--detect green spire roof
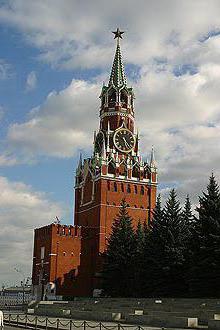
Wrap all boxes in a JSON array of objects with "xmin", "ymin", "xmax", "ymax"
[{"xmin": 109, "ymin": 39, "xmax": 127, "ymax": 88}]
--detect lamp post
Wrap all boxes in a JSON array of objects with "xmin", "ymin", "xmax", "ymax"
[
  {"xmin": 20, "ymin": 277, "xmax": 31, "ymax": 310},
  {"xmin": 20, "ymin": 281, "xmax": 25, "ymax": 307}
]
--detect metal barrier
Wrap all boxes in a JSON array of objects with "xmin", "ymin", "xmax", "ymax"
[{"xmin": 3, "ymin": 314, "xmax": 146, "ymax": 330}]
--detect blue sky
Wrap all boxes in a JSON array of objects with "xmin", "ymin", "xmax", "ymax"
[
  {"xmin": 1, "ymin": 0, "xmax": 220, "ymax": 285},
  {"xmin": 0, "ymin": 25, "xmax": 76, "ymax": 213}
]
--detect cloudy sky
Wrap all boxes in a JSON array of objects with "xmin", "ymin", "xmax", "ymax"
[{"xmin": 1, "ymin": 0, "xmax": 220, "ymax": 285}]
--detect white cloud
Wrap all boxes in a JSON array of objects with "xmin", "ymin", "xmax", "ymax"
[
  {"xmin": 25, "ymin": 71, "xmax": 37, "ymax": 91},
  {"xmin": 0, "ymin": 176, "xmax": 63, "ymax": 285},
  {"xmin": 1, "ymin": 1, "xmax": 220, "ymax": 69},
  {"xmin": 7, "ymin": 79, "xmax": 100, "ymax": 157},
  {"xmin": 0, "ymin": 59, "xmax": 12, "ymax": 80},
  {"xmin": 0, "ymin": 153, "xmax": 18, "ymax": 166},
  {"xmin": 0, "ymin": 106, "xmax": 4, "ymax": 120}
]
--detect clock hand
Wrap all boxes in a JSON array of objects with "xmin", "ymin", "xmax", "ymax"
[{"xmin": 122, "ymin": 137, "xmax": 131, "ymax": 148}]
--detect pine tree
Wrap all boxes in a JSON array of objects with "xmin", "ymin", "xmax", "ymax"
[
  {"xmin": 135, "ymin": 220, "xmax": 145, "ymax": 255},
  {"xmin": 182, "ymin": 195, "xmax": 194, "ymax": 226},
  {"xmin": 142, "ymin": 190, "xmax": 188, "ymax": 297},
  {"xmin": 133, "ymin": 220, "xmax": 145, "ymax": 297},
  {"xmin": 102, "ymin": 199, "xmax": 136, "ymax": 297},
  {"xmin": 161, "ymin": 189, "xmax": 188, "ymax": 296},
  {"xmin": 188, "ymin": 174, "xmax": 220, "ymax": 297},
  {"xmin": 177, "ymin": 195, "xmax": 193, "ymax": 246},
  {"xmin": 149, "ymin": 194, "xmax": 164, "ymax": 231},
  {"xmin": 140, "ymin": 194, "xmax": 165, "ymax": 296}
]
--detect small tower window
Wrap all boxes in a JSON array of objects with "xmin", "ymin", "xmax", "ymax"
[
  {"xmin": 141, "ymin": 186, "xmax": 144, "ymax": 195},
  {"xmin": 107, "ymin": 181, "xmax": 110, "ymax": 191},
  {"xmin": 114, "ymin": 182, "xmax": 117, "ymax": 192},
  {"xmin": 63, "ymin": 252, "xmax": 66, "ymax": 256},
  {"xmin": 127, "ymin": 184, "xmax": 131, "ymax": 193},
  {"xmin": 121, "ymin": 91, "xmax": 128, "ymax": 105},
  {"xmin": 132, "ymin": 166, "xmax": 139, "ymax": 178},
  {"xmin": 108, "ymin": 162, "xmax": 115, "ymax": 175},
  {"xmin": 134, "ymin": 185, "xmax": 138, "ymax": 194},
  {"xmin": 109, "ymin": 90, "xmax": 116, "ymax": 104},
  {"xmin": 121, "ymin": 183, "xmax": 124, "ymax": 192}
]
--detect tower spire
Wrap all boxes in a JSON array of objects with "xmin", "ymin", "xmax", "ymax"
[
  {"xmin": 109, "ymin": 28, "xmax": 127, "ymax": 88},
  {"xmin": 150, "ymin": 145, "xmax": 156, "ymax": 168}
]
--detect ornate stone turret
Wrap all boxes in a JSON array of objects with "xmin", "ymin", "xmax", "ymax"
[
  {"xmin": 99, "ymin": 29, "xmax": 135, "ymax": 133},
  {"xmin": 74, "ymin": 29, "xmax": 158, "ymax": 252},
  {"xmin": 75, "ymin": 29, "xmax": 157, "ymax": 188}
]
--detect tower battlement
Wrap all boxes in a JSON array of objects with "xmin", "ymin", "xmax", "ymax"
[{"xmin": 35, "ymin": 223, "xmax": 82, "ymax": 239}]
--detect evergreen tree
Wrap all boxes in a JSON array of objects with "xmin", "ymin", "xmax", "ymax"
[
  {"xmin": 135, "ymin": 220, "xmax": 145, "ymax": 254},
  {"xmin": 133, "ymin": 220, "xmax": 145, "ymax": 297},
  {"xmin": 142, "ymin": 190, "xmax": 188, "ymax": 297},
  {"xmin": 188, "ymin": 174, "xmax": 220, "ymax": 297},
  {"xmin": 178, "ymin": 195, "xmax": 194, "ymax": 245},
  {"xmin": 182, "ymin": 195, "xmax": 194, "ymax": 226},
  {"xmin": 161, "ymin": 189, "xmax": 189, "ymax": 296},
  {"xmin": 149, "ymin": 194, "xmax": 164, "ymax": 230},
  {"xmin": 102, "ymin": 199, "xmax": 136, "ymax": 297},
  {"xmin": 140, "ymin": 194, "xmax": 166, "ymax": 296}
]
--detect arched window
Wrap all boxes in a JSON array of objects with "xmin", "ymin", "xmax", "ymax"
[
  {"xmin": 101, "ymin": 97, "xmax": 105, "ymax": 108},
  {"xmin": 127, "ymin": 184, "xmax": 131, "ymax": 193},
  {"xmin": 107, "ymin": 181, "xmax": 111, "ymax": 191},
  {"xmin": 121, "ymin": 183, "xmax": 124, "ymax": 192},
  {"xmin": 108, "ymin": 162, "xmax": 115, "ymax": 175},
  {"xmin": 114, "ymin": 182, "xmax": 117, "ymax": 192},
  {"xmin": 119, "ymin": 163, "xmax": 126, "ymax": 176},
  {"xmin": 134, "ymin": 185, "xmax": 138, "ymax": 194},
  {"xmin": 109, "ymin": 90, "xmax": 116, "ymax": 104},
  {"xmin": 121, "ymin": 91, "xmax": 128, "ymax": 106},
  {"xmin": 132, "ymin": 166, "xmax": 139, "ymax": 178},
  {"xmin": 141, "ymin": 186, "xmax": 144, "ymax": 195}
]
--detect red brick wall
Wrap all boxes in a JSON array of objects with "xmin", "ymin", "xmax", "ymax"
[
  {"xmin": 74, "ymin": 177, "xmax": 156, "ymax": 253},
  {"xmin": 32, "ymin": 224, "xmax": 82, "ymax": 296}
]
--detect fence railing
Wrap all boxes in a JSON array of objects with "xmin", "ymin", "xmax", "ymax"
[
  {"xmin": 0, "ymin": 304, "xmax": 25, "ymax": 311},
  {"xmin": 3, "ymin": 314, "xmax": 148, "ymax": 330}
]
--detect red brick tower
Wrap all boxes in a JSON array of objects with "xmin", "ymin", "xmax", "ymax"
[
  {"xmin": 32, "ymin": 29, "xmax": 158, "ymax": 299},
  {"xmin": 74, "ymin": 29, "xmax": 157, "ymax": 255}
]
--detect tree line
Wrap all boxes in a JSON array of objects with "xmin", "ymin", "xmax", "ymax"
[{"xmin": 102, "ymin": 174, "xmax": 220, "ymax": 298}]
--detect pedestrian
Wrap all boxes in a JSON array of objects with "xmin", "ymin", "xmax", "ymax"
[{"xmin": 0, "ymin": 310, "xmax": 4, "ymax": 328}]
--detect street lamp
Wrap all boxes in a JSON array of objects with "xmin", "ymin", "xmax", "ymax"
[{"xmin": 14, "ymin": 268, "xmax": 31, "ymax": 309}]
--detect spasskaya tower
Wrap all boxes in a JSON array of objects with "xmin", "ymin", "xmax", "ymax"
[
  {"xmin": 74, "ymin": 29, "xmax": 157, "ymax": 254},
  {"xmin": 32, "ymin": 29, "xmax": 158, "ymax": 300}
]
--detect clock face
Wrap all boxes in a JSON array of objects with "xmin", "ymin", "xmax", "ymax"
[
  {"xmin": 113, "ymin": 128, "xmax": 135, "ymax": 153},
  {"xmin": 95, "ymin": 131, "xmax": 104, "ymax": 154}
]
